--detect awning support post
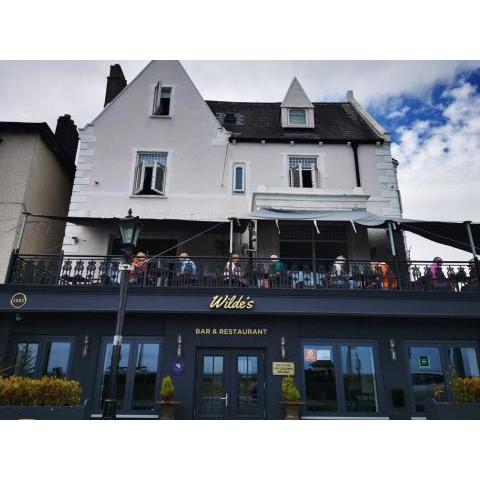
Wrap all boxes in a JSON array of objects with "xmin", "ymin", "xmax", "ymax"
[
  {"xmin": 464, "ymin": 221, "xmax": 480, "ymax": 286},
  {"xmin": 229, "ymin": 218, "xmax": 234, "ymax": 255},
  {"xmin": 388, "ymin": 221, "xmax": 403, "ymax": 290}
]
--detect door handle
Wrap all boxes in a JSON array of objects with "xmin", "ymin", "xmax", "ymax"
[{"xmin": 220, "ymin": 393, "xmax": 229, "ymax": 407}]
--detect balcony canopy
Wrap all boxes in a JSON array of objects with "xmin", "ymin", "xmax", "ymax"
[{"xmin": 246, "ymin": 208, "xmax": 480, "ymax": 254}]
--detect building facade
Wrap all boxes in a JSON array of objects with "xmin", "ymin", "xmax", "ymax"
[{"xmin": 0, "ymin": 61, "xmax": 478, "ymax": 419}]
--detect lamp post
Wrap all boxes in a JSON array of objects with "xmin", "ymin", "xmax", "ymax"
[{"xmin": 103, "ymin": 209, "xmax": 142, "ymax": 419}]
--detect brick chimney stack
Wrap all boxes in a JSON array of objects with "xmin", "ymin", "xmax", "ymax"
[
  {"xmin": 104, "ymin": 64, "xmax": 127, "ymax": 107},
  {"xmin": 55, "ymin": 114, "xmax": 79, "ymax": 163}
]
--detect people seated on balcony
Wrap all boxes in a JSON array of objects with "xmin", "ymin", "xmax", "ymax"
[
  {"xmin": 427, "ymin": 256, "xmax": 448, "ymax": 289},
  {"xmin": 329, "ymin": 255, "xmax": 354, "ymax": 289},
  {"xmin": 268, "ymin": 254, "xmax": 287, "ymax": 288},
  {"xmin": 224, "ymin": 254, "xmax": 248, "ymax": 287},
  {"xmin": 462, "ymin": 258, "xmax": 479, "ymax": 292},
  {"xmin": 176, "ymin": 252, "xmax": 197, "ymax": 286},
  {"xmin": 378, "ymin": 262, "xmax": 398, "ymax": 290},
  {"xmin": 129, "ymin": 252, "xmax": 147, "ymax": 285}
]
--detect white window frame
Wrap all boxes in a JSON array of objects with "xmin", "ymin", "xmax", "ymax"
[
  {"xmin": 233, "ymin": 164, "xmax": 245, "ymax": 193},
  {"xmin": 288, "ymin": 156, "xmax": 319, "ymax": 188},
  {"xmin": 287, "ymin": 108, "xmax": 307, "ymax": 126},
  {"xmin": 133, "ymin": 152, "xmax": 168, "ymax": 196},
  {"xmin": 152, "ymin": 82, "xmax": 174, "ymax": 117}
]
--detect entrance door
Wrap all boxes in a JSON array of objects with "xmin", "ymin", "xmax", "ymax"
[{"xmin": 195, "ymin": 349, "xmax": 265, "ymax": 419}]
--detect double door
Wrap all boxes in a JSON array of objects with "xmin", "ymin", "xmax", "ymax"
[{"xmin": 195, "ymin": 349, "xmax": 265, "ymax": 419}]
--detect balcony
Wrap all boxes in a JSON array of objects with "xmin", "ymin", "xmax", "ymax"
[{"xmin": 5, "ymin": 253, "xmax": 479, "ymax": 294}]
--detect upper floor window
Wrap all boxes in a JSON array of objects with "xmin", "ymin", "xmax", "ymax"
[
  {"xmin": 233, "ymin": 164, "xmax": 245, "ymax": 193},
  {"xmin": 288, "ymin": 108, "xmax": 307, "ymax": 126},
  {"xmin": 288, "ymin": 156, "xmax": 318, "ymax": 188},
  {"xmin": 153, "ymin": 83, "xmax": 172, "ymax": 116},
  {"xmin": 134, "ymin": 152, "xmax": 167, "ymax": 196}
]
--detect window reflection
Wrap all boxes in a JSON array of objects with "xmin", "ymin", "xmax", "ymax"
[
  {"xmin": 45, "ymin": 342, "xmax": 71, "ymax": 378},
  {"xmin": 200, "ymin": 355, "xmax": 224, "ymax": 417},
  {"xmin": 14, "ymin": 343, "xmax": 38, "ymax": 377},
  {"xmin": 99, "ymin": 343, "xmax": 131, "ymax": 410},
  {"xmin": 132, "ymin": 343, "xmax": 160, "ymax": 410},
  {"xmin": 447, "ymin": 347, "xmax": 480, "ymax": 377},
  {"xmin": 303, "ymin": 345, "xmax": 337, "ymax": 412},
  {"xmin": 237, "ymin": 355, "xmax": 258, "ymax": 417},
  {"xmin": 340, "ymin": 346, "xmax": 378, "ymax": 412}
]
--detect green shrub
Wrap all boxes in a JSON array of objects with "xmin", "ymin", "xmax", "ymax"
[
  {"xmin": 0, "ymin": 376, "xmax": 81, "ymax": 406},
  {"xmin": 281, "ymin": 376, "xmax": 300, "ymax": 402},
  {"xmin": 160, "ymin": 375, "xmax": 175, "ymax": 401},
  {"xmin": 450, "ymin": 377, "xmax": 480, "ymax": 403}
]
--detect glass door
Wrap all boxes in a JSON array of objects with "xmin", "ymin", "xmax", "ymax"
[
  {"xmin": 96, "ymin": 338, "xmax": 162, "ymax": 414},
  {"xmin": 195, "ymin": 349, "xmax": 265, "ymax": 419}
]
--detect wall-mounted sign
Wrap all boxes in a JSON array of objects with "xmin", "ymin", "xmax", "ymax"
[
  {"xmin": 272, "ymin": 362, "xmax": 295, "ymax": 376},
  {"xmin": 304, "ymin": 348, "xmax": 317, "ymax": 363},
  {"xmin": 418, "ymin": 355, "xmax": 431, "ymax": 369},
  {"xmin": 209, "ymin": 295, "xmax": 254, "ymax": 310},
  {"xmin": 194, "ymin": 327, "xmax": 267, "ymax": 336},
  {"xmin": 171, "ymin": 361, "xmax": 185, "ymax": 376},
  {"xmin": 10, "ymin": 292, "xmax": 27, "ymax": 309},
  {"xmin": 316, "ymin": 349, "xmax": 331, "ymax": 361}
]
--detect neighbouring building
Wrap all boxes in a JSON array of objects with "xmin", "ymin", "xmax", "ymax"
[
  {"xmin": 0, "ymin": 116, "xmax": 78, "ymax": 282},
  {"xmin": 0, "ymin": 61, "xmax": 479, "ymax": 420}
]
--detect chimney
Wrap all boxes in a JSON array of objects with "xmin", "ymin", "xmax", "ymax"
[
  {"xmin": 104, "ymin": 64, "xmax": 127, "ymax": 107},
  {"xmin": 55, "ymin": 114, "xmax": 79, "ymax": 163}
]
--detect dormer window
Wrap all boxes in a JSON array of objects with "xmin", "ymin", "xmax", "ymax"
[
  {"xmin": 288, "ymin": 109, "xmax": 307, "ymax": 126},
  {"xmin": 224, "ymin": 113, "xmax": 237, "ymax": 124},
  {"xmin": 153, "ymin": 83, "xmax": 172, "ymax": 116}
]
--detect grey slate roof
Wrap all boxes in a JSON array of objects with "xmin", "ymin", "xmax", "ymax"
[{"xmin": 206, "ymin": 101, "xmax": 382, "ymax": 143}]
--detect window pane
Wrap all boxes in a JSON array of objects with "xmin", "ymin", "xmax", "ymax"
[
  {"xmin": 237, "ymin": 355, "xmax": 258, "ymax": 417},
  {"xmin": 291, "ymin": 168, "xmax": 301, "ymax": 187},
  {"xmin": 303, "ymin": 345, "xmax": 337, "ymax": 412},
  {"xmin": 200, "ymin": 355, "xmax": 224, "ymax": 417},
  {"xmin": 131, "ymin": 343, "xmax": 160, "ymax": 410},
  {"xmin": 159, "ymin": 87, "xmax": 171, "ymax": 115},
  {"xmin": 288, "ymin": 109, "xmax": 306, "ymax": 125},
  {"xmin": 341, "ymin": 345, "xmax": 379, "ymax": 412},
  {"xmin": 301, "ymin": 169, "xmax": 313, "ymax": 188},
  {"xmin": 447, "ymin": 347, "xmax": 480, "ymax": 377},
  {"xmin": 234, "ymin": 166, "xmax": 244, "ymax": 191},
  {"xmin": 45, "ymin": 342, "xmax": 71, "ymax": 378},
  {"xmin": 408, "ymin": 347, "xmax": 444, "ymax": 413},
  {"xmin": 154, "ymin": 165, "xmax": 165, "ymax": 193},
  {"xmin": 99, "ymin": 343, "xmax": 131, "ymax": 410},
  {"xmin": 14, "ymin": 343, "xmax": 39, "ymax": 377}
]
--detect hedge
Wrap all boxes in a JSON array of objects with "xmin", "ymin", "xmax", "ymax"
[
  {"xmin": 0, "ymin": 376, "xmax": 81, "ymax": 406},
  {"xmin": 450, "ymin": 377, "xmax": 480, "ymax": 403}
]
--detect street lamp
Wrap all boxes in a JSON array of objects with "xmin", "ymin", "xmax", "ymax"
[{"xmin": 103, "ymin": 209, "xmax": 142, "ymax": 419}]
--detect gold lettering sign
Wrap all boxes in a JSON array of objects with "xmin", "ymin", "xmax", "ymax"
[
  {"xmin": 209, "ymin": 295, "xmax": 254, "ymax": 310},
  {"xmin": 272, "ymin": 362, "xmax": 295, "ymax": 376},
  {"xmin": 194, "ymin": 328, "xmax": 267, "ymax": 336}
]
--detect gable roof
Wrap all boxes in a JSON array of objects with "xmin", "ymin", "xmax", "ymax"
[
  {"xmin": 281, "ymin": 77, "xmax": 313, "ymax": 108},
  {"xmin": 206, "ymin": 101, "xmax": 383, "ymax": 143}
]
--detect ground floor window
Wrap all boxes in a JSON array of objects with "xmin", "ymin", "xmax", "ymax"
[
  {"xmin": 96, "ymin": 337, "xmax": 162, "ymax": 412},
  {"xmin": 406, "ymin": 343, "xmax": 480, "ymax": 413},
  {"xmin": 303, "ymin": 342, "xmax": 380, "ymax": 415},
  {"xmin": 13, "ymin": 338, "xmax": 73, "ymax": 379}
]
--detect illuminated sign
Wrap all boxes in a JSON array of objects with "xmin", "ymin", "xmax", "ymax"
[
  {"xmin": 194, "ymin": 327, "xmax": 267, "ymax": 336},
  {"xmin": 209, "ymin": 295, "xmax": 254, "ymax": 310}
]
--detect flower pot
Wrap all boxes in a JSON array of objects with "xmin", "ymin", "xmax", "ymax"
[
  {"xmin": 157, "ymin": 400, "xmax": 180, "ymax": 420},
  {"xmin": 425, "ymin": 398, "xmax": 480, "ymax": 420},
  {"xmin": 280, "ymin": 401, "xmax": 304, "ymax": 420}
]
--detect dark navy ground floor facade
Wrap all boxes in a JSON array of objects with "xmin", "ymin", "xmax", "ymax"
[{"xmin": 1, "ymin": 286, "xmax": 480, "ymax": 419}]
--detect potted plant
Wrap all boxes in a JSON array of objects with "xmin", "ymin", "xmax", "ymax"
[
  {"xmin": 0, "ymin": 376, "xmax": 85, "ymax": 420},
  {"xmin": 425, "ymin": 368, "xmax": 480, "ymax": 420},
  {"xmin": 157, "ymin": 375, "xmax": 180, "ymax": 420},
  {"xmin": 280, "ymin": 376, "xmax": 304, "ymax": 420}
]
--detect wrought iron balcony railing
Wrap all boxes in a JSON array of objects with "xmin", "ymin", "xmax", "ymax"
[{"xmin": 5, "ymin": 253, "xmax": 479, "ymax": 293}]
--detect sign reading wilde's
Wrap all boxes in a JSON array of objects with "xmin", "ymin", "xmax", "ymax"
[
  {"xmin": 194, "ymin": 328, "xmax": 267, "ymax": 336},
  {"xmin": 209, "ymin": 295, "xmax": 254, "ymax": 310}
]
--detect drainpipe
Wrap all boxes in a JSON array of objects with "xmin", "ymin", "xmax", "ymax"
[
  {"xmin": 351, "ymin": 143, "xmax": 361, "ymax": 188},
  {"xmin": 387, "ymin": 221, "xmax": 402, "ymax": 289}
]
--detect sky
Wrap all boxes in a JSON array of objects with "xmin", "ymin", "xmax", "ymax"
[{"xmin": 0, "ymin": 60, "xmax": 479, "ymax": 261}]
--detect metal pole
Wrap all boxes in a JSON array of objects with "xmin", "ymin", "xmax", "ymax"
[
  {"xmin": 388, "ymin": 221, "xmax": 402, "ymax": 290},
  {"xmin": 15, "ymin": 212, "xmax": 29, "ymax": 251},
  {"xmin": 229, "ymin": 219, "xmax": 234, "ymax": 254},
  {"xmin": 103, "ymin": 246, "xmax": 131, "ymax": 419}
]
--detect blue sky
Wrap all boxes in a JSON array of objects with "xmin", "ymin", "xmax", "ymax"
[{"xmin": 0, "ymin": 61, "xmax": 479, "ymax": 260}]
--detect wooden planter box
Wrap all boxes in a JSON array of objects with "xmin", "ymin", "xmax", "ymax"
[
  {"xmin": 0, "ymin": 405, "xmax": 86, "ymax": 420},
  {"xmin": 425, "ymin": 398, "xmax": 480, "ymax": 420}
]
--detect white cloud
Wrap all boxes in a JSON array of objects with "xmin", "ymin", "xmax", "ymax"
[{"xmin": 393, "ymin": 80, "xmax": 480, "ymax": 261}]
